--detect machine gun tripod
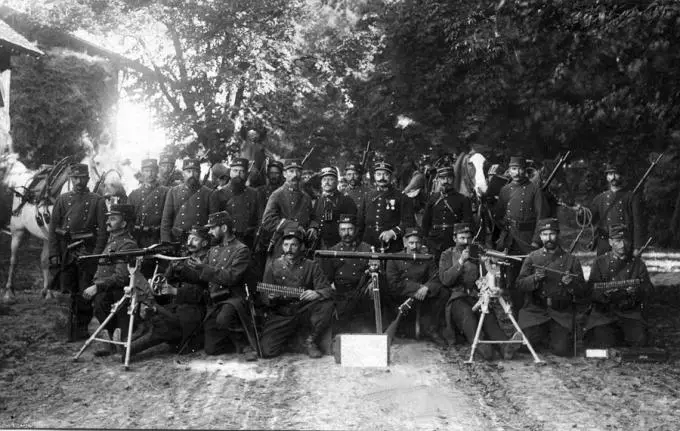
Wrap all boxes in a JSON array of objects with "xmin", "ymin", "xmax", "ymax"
[{"xmin": 466, "ymin": 256, "xmax": 544, "ymax": 364}]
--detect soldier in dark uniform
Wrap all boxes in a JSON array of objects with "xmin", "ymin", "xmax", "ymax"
[
  {"xmin": 82, "ymin": 204, "xmax": 138, "ymax": 356},
  {"xmin": 360, "ymin": 161, "xmax": 415, "ymax": 253},
  {"xmin": 493, "ymin": 156, "xmax": 550, "ymax": 312},
  {"xmin": 208, "ymin": 158, "xmax": 261, "ymax": 249},
  {"xmin": 439, "ymin": 223, "xmax": 518, "ymax": 360},
  {"xmin": 261, "ymin": 159, "xmax": 319, "ymax": 259},
  {"xmin": 190, "ymin": 211, "xmax": 256, "ymax": 360},
  {"xmin": 584, "ymin": 224, "xmax": 651, "ymax": 348},
  {"xmin": 210, "ymin": 163, "xmax": 230, "ymax": 190},
  {"xmin": 320, "ymin": 214, "xmax": 373, "ymax": 333},
  {"xmin": 422, "ymin": 166, "xmax": 474, "ymax": 261},
  {"xmin": 516, "ymin": 218, "xmax": 587, "ymax": 356},
  {"xmin": 127, "ymin": 225, "xmax": 211, "ymax": 357},
  {"xmin": 343, "ymin": 162, "xmax": 367, "ymax": 210},
  {"xmin": 128, "ymin": 158, "xmax": 168, "ymax": 249},
  {"xmin": 385, "ymin": 227, "xmax": 449, "ymax": 346},
  {"xmin": 48, "ymin": 163, "xmax": 108, "ymax": 340},
  {"xmin": 314, "ymin": 167, "xmax": 357, "ymax": 250},
  {"xmin": 160, "ymin": 158, "xmax": 213, "ymax": 243},
  {"xmin": 584, "ymin": 163, "xmax": 646, "ymax": 256},
  {"xmin": 158, "ymin": 153, "xmax": 183, "ymax": 188},
  {"xmin": 256, "ymin": 159, "xmax": 285, "ymax": 210},
  {"xmin": 260, "ymin": 228, "xmax": 335, "ymax": 358}
]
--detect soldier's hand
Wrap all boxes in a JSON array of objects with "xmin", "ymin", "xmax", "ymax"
[
  {"xmin": 530, "ymin": 241, "xmax": 540, "ymax": 249},
  {"xmin": 379, "ymin": 229, "xmax": 397, "ymax": 243},
  {"xmin": 300, "ymin": 290, "xmax": 320, "ymax": 302},
  {"xmin": 187, "ymin": 256, "xmax": 203, "ymax": 269},
  {"xmin": 414, "ymin": 285, "xmax": 429, "ymax": 301},
  {"xmin": 306, "ymin": 227, "xmax": 318, "ymax": 242},
  {"xmin": 82, "ymin": 284, "xmax": 98, "ymax": 300},
  {"xmin": 160, "ymin": 284, "xmax": 178, "ymax": 296},
  {"xmin": 534, "ymin": 268, "xmax": 546, "ymax": 282},
  {"xmin": 458, "ymin": 248, "xmax": 470, "ymax": 265},
  {"xmin": 632, "ymin": 248, "xmax": 641, "ymax": 257},
  {"xmin": 561, "ymin": 274, "xmax": 573, "ymax": 285}
]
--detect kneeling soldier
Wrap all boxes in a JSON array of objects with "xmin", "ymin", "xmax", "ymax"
[
  {"xmin": 260, "ymin": 227, "xmax": 335, "ymax": 358},
  {"xmin": 439, "ymin": 223, "xmax": 517, "ymax": 360},
  {"xmin": 82, "ymin": 204, "xmax": 138, "ymax": 357},
  {"xmin": 516, "ymin": 218, "xmax": 586, "ymax": 356},
  {"xmin": 127, "ymin": 225, "xmax": 210, "ymax": 356},
  {"xmin": 385, "ymin": 227, "xmax": 449, "ymax": 347},
  {"xmin": 584, "ymin": 224, "xmax": 651, "ymax": 348},
  {"xmin": 191, "ymin": 211, "xmax": 257, "ymax": 360}
]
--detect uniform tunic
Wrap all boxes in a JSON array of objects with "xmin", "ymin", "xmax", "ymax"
[
  {"xmin": 584, "ymin": 252, "xmax": 651, "ymax": 331},
  {"xmin": 359, "ymin": 185, "xmax": 415, "ymax": 252},
  {"xmin": 261, "ymin": 185, "xmax": 318, "ymax": 233},
  {"xmin": 197, "ymin": 237, "xmax": 251, "ymax": 301},
  {"xmin": 344, "ymin": 184, "xmax": 367, "ymax": 211},
  {"xmin": 313, "ymin": 191, "xmax": 358, "ymax": 249},
  {"xmin": 160, "ymin": 183, "xmax": 213, "ymax": 243},
  {"xmin": 263, "ymin": 256, "xmax": 334, "ymax": 299},
  {"xmin": 48, "ymin": 188, "xmax": 108, "ymax": 258},
  {"xmin": 438, "ymin": 246, "xmax": 479, "ymax": 302},
  {"xmin": 589, "ymin": 189, "xmax": 645, "ymax": 254},
  {"xmin": 128, "ymin": 182, "xmax": 169, "ymax": 247},
  {"xmin": 494, "ymin": 178, "xmax": 549, "ymax": 254},
  {"xmin": 516, "ymin": 246, "xmax": 586, "ymax": 329},
  {"xmin": 422, "ymin": 190, "xmax": 473, "ymax": 258},
  {"xmin": 208, "ymin": 184, "xmax": 261, "ymax": 248},
  {"xmin": 321, "ymin": 240, "xmax": 371, "ymax": 294},
  {"xmin": 256, "ymin": 183, "xmax": 282, "ymax": 215}
]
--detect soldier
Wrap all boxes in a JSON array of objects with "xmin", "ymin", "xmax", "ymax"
[
  {"xmin": 439, "ymin": 223, "xmax": 519, "ymax": 360},
  {"xmin": 82, "ymin": 204, "xmax": 138, "ymax": 357},
  {"xmin": 48, "ymin": 163, "xmax": 108, "ymax": 341},
  {"xmin": 158, "ymin": 153, "xmax": 183, "ymax": 187},
  {"xmin": 422, "ymin": 166, "xmax": 474, "ymax": 260},
  {"xmin": 585, "ymin": 163, "xmax": 645, "ymax": 256},
  {"xmin": 301, "ymin": 169, "xmax": 315, "ymax": 184},
  {"xmin": 160, "ymin": 158, "xmax": 213, "ymax": 243},
  {"xmin": 385, "ymin": 227, "xmax": 449, "ymax": 346},
  {"xmin": 320, "ymin": 214, "xmax": 373, "ymax": 333},
  {"xmin": 128, "ymin": 158, "xmax": 169, "ymax": 249},
  {"xmin": 360, "ymin": 161, "xmax": 415, "ymax": 252},
  {"xmin": 260, "ymin": 228, "xmax": 334, "ymax": 358},
  {"xmin": 343, "ymin": 162, "xmax": 367, "ymax": 211},
  {"xmin": 256, "ymin": 159, "xmax": 285, "ymax": 209},
  {"xmin": 127, "ymin": 225, "xmax": 211, "ymax": 357},
  {"xmin": 516, "ymin": 218, "xmax": 587, "ymax": 356},
  {"xmin": 584, "ymin": 224, "xmax": 651, "ymax": 348},
  {"xmin": 211, "ymin": 163, "xmax": 230, "ymax": 190},
  {"xmin": 493, "ymin": 156, "xmax": 550, "ymax": 312},
  {"xmin": 208, "ymin": 158, "xmax": 261, "ymax": 249},
  {"xmin": 261, "ymin": 159, "xmax": 319, "ymax": 259},
  {"xmin": 313, "ymin": 167, "xmax": 357, "ymax": 250},
  {"xmin": 189, "ymin": 211, "xmax": 256, "ymax": 359}
]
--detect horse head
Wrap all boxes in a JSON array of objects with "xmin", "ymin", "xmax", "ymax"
[{"xmin": 454, "ymin": 151, "xmax": 489, "ymax": 199}]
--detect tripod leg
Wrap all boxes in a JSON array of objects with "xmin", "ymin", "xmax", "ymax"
[
  {"xmin": 73, "ymin": 295, "xmax": 128, "ymax": 361},
  {"xmin": 124, "ymin": 292, "xmax": 137, "ymax": 370},
  {"xmin": 498, "ymin": 297, "xmax": 544, "ymax": 364},
  {"xmin": 465, "ymin": 301, "xmax": 487, "ymax": 364}
]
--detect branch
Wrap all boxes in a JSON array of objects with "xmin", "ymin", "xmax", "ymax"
[
  {"xmin": 133, "ymin": 36, "xmax": 183, "ymax": 115},
  {"xmin": 166, "ymin": 22, "xmax": 199, "ymax": 117}
]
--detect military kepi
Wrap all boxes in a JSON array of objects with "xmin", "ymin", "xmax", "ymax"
[
  {"xmin": 345, "ymin": 162, "xmax": 362, "ymax": 173},
  {"xmin": 230, "ymin": 158, "xmax": 249, "ymax": 169},
  {"xmin": 403, "ymin": 227, "xmax": 422, "ymax": 238},
  {"xmin": 338, "ymin": 213, "xmax": 357, "ymax": 225},
  {"xmin": 182, "ymin": 158, "xmax": 200, "ymax": 171},
  {"xmin": 205, "ymin": 211, "xmax": 234, "ymax": 228},
  {"xmin": 604, "ymin": 162, "xmax": 620, "ymax": 174},
  {"xmin": 537, "ymin": 217, "xmax": 560, "ymax": 232},
  {"xmin": 508, "ymin": 156, "xmax": 526, "ymax": 168},
  {"xmin": 281, "ymin": 227, "xmax": 303, "ymax": 241},
  {"xmin": 374, "ymin": 161, "xmax": 394, "ymax": 174},
  {"xmin": 608, "ymin": 223, "xmax": 628, "ymax": 240},
  {"xmin": 268, "ymin": 160, "xmax": 284, "ymax": 170},
  {"xmin": 283, "ymin": 158, "xmax": 303, "ymax": 170},
  {"xmin": 454, "ymin": 222, "xmax": 472, "ymax": 235},
  {"xmin": 106, "ymin": 204, "xmax": 135, "ymax": 220},
  {"xmin": 69, "ymin": 163, "xmax": 89, "ymax": 177},
  {"xmin": 141, "ymin": 158, "xmax": 158, "ymax": 169},
  {"xmin": 159, "ymin": 153, "xmax": 175, "ymax": 165},
  {"xmin": 188, "ymin": 225, "xmax": 211, "ymax": 239},
  {"xmin": 320, "ymin": 167, "xmax": 337, "ymax": 178},
  {"xmin": 437, "ymin": 166, "xmax": 454, "ymax": 178}
]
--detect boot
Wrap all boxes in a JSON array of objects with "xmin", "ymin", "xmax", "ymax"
[
  {"xmin": 127, "ymin": 327, "xmax": 161, "ymax": 356},
  {"xmin": 475, "ymin": 343, "xmax": 495, "ymax": 361},
  {"xmin": 305, "ymin": 336, "xmax": 323, "ymax": 359},
  {"xmin": 94, "ymin": 330, "xmax": 116, "ymax": 357},
  {"xmin": 500, "ymin": 331, "xmax": 523, "ymax": 360}
]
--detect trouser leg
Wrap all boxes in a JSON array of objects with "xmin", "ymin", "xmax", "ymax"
[
  {"xmin": 204, "ymin": 303, "xmax": 239, "ymax": 355},
  {"xmin": 585, "ymin": 323, "xmax": 621, "ymax": 349},
  {"xmin": 548, "ymin": 320, "xmax": 573, "ymax": 357},
  {"xmin": 621, "ymin": 318, "xmax": 648, "ymax": 347},
  {"xmin": 93, "ymin": 288, "xmax": 130, "ymax": 338},
  {"xmin": 449, "ymin": 297, "xmax": 494, "ymax": 360},
  {"xmin": 305, "ymin": 299, "xmax": 334, "ymax": 340},
  {"xmin": 420, "ymin": 288, "xmax": 449, "ymax": 335},
  {"xmin": 260, "ymin": 312, "xmax": 298, "ymax": 358},
  {"xmin": 521, "ymin": 321, "xmax": 550, "ymax": 351}
]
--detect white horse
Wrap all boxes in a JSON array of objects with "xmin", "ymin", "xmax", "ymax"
[{"xmin": 0, "ymin": 151, "xmax": 126, "ymax": 302}]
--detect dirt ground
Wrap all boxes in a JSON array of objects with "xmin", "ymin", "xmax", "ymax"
[{"xmin": 2, "ymin": 236, "xmax": 680, "ymax": 430}]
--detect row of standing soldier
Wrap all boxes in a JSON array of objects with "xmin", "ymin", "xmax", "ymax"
[{"xmin": 47, "ymin": 150, "xmax": 650, "ymax": 360}]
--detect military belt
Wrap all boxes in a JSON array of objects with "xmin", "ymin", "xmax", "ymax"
[
  {"xmin": 506, "ymin": 219, "xmax": 537, "ymax": 231},
  {"xmin": 538, "ymin": 296, "xmax": 571, "ymax": 311},
  {"xmin": 432, "ymin": 224, "xmax": 455, "ymax": 230}
]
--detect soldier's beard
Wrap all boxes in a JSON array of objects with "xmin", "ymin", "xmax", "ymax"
[
  {"xmin": 74, "ymin": 183, "xmax": 87, "ymax": 193},
  {"xmin": 230, "ymin": 176, "xmax": 244, "ymax": 189},
  {"xmin": 186, "ymin": 177, "xmax": 199, "ymax": 188},
  {"xmin": 349, "ymin": 179, "xmax": 359, "ymax": 187},
  {"xmin": 269, "ymin": 177, "xmax": 283, "ymax": 187},
  {"xmin": 544, "ymin": 240, "xmax": 557, "ymax": 250},
  {"xmin": 341, "ymin": 234, "xmax": 354, "ymax": 244},
  {"xmin": 208, "ymin": 234, "xmax": 220, "ymax": 246},
  {"xmin": 609, "ymin": 179, "xmax": 621, "ymax": 187}
]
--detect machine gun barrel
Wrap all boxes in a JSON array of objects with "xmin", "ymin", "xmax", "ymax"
[
  {"xmin": 531, "ymin": 264, "xmax": 578, "ymax": 278},
  {"xmin": 314, "ymin": 250, "xmax": 433, "ymax": 261},
  {"xmin": 77, "ymin": 243, "xmax": 181, "ymax": 264}
]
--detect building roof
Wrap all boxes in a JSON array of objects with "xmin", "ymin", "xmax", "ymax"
[{"xmin": 0, "ymin": 17, "xmax": 42, "ymax": 56}]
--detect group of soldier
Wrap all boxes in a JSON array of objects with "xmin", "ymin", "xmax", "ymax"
[{"xmin": 47, "ymin": 149, "xmax": 651, "ymax": 362}]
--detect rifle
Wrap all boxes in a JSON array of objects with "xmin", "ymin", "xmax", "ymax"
[
  {"xmin": 301, "ymin": 145, "xmax": 316, "ymax": 167},
  {"xmin": 245, "ymin": 284, "xmax": 263, "ymax": 357},
  {"xmin": 77, "ymin": 243, "xmax": 182, "ymax": 264},
  {"xmin": 384, "ymin": 298, "xmax": 415, "ymax": 346},
  {"xmin": 633, "ymin": 152, "xmax": 664, "ymax": 194},
  {"xmin": 542, "ymin": 151, "xmax": 571, "ymax": 191},
  {"xmin": 361, "ymin": 140, "xmax": 371, "ymax": 173}
]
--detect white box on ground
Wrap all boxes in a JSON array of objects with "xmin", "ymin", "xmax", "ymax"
[
  {"xmin": 585, "ymin": 349, "xmax": 609, "ymax": 359},
  {"xmin": 335, "ymin": 334, "xmax": 389, "ymax": 367}
]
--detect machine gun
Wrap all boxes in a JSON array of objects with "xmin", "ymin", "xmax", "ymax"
[{"xmin": 77, "ymin": 242, "xmax": 185, "ymax": 265}]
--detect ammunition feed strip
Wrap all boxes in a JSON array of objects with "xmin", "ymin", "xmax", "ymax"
[{"xmin": 256, "ymin": 282, "xmax": 304, "ymax": 299}]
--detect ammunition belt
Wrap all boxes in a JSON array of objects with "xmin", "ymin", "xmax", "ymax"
[{"xmin": 134, "ymin": 225, "xmax": 161, "ymax": 233}]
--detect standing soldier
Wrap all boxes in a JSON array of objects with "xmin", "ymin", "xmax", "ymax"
[
  {"xmin": 360, "ymin": 161, "xmax": 415, "ymax": 252},
  {"xmin": 256, "ymin": 159, "xmax": 285, "ymax": 210},
  {"xmin": 128, "ymin": 158, "xmax": 168, "ymax": 249},
  {"xmin": 320, "ymin": 214, "xmax": 373, "ymax": 333},
  {"xmin": 584, "ymin": 224, "xmax": 651, "ymax": 348},
  {"xmin": 385, "ymin": 227, "xmax": 449, "ymax": 346},
  {"xmin": 160, "ymin": 158, "xmax": 212, "ymax": 244},
  {"xmin": 343, "ymin": 162, "xmax": 366, "ymax": 210},
  {"xmin": 313, "ymin": 167, "xmax": 357, "ymax": 250},
  {"xmin": 48, "ymin": 163, "xmax": 108, "ymax": 341},
  {"xmin": 81, "ymin": 204, "xmax": 138, "ymax": 357},
  {"xmin": 422, "ymin": 166, "xmax": 474, "ymax": 260},
  {"xmin": 494, "ymin": 156, "xmax": 550, "ymax": 311},
  {"xmin": 158, "ymin": 152, "xmax": 183, "ymax": 188},
  {"xmin": 585, "ymin": 163, "xmax": 645, "ymax": 256},
  {"xmin": 516, "ymin": 218, "xmax": 587, "ymax": 356},
  {"xmin": 208, "ymin": 158, "xmax": 261, "ymax": 249},
  {"xmin": 261, "ymin": 159, "xmax": 319, "ymax": 259},
  {"xmin": 210, "ymin": 163, "xmax": 230, "ymax": 190}
]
